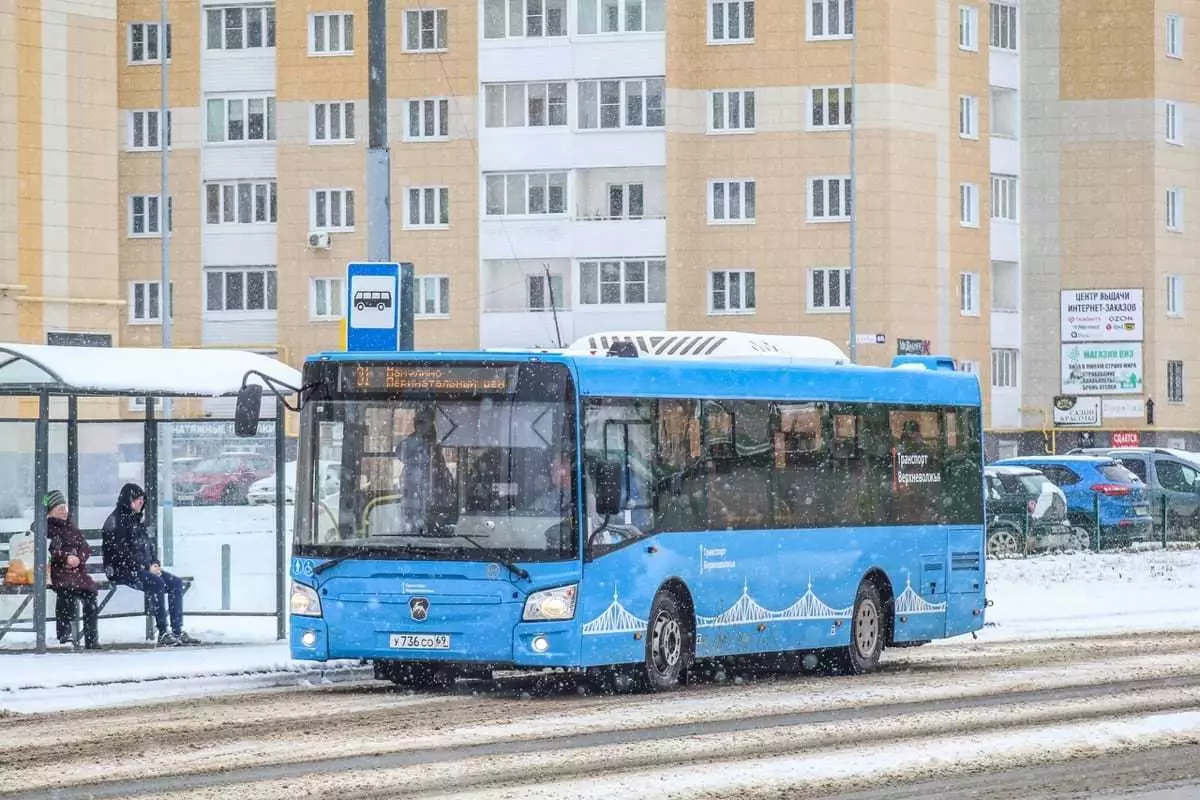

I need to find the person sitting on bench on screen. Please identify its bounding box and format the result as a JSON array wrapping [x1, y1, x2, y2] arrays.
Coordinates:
[[102, 483, 199, 647], [45, 490, 101, 650]]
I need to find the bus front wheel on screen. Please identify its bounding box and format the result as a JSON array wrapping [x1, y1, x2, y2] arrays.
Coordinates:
[[832, 580, 884, 675], [643, 590, 692, 692]]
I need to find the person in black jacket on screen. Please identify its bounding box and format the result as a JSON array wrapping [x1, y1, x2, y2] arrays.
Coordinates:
[[45, 490, 101, 649], [102, 483, 198, 647]]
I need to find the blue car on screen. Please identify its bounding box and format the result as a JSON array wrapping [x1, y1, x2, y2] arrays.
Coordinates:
[[991, 456, 1153, 547]]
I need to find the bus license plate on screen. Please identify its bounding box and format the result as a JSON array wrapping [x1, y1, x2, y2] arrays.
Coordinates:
[[390, 633, 450, 650]]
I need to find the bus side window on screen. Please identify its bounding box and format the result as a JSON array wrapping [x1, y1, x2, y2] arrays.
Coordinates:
[[654, 399, 705, 532], [704, 401, 773, 530], [773, 402, 830, 529]]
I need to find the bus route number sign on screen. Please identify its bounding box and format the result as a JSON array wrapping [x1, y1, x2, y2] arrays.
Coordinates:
[[340, 364, 515, 394]]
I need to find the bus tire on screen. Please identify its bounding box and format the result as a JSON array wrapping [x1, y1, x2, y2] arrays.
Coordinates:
[[834, 580, 884, 675], [643, 590, 691, 692]]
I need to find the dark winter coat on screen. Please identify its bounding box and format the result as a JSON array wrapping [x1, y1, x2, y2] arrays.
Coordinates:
[[102, 484, 157, 584], [48, 516, 99, 592]]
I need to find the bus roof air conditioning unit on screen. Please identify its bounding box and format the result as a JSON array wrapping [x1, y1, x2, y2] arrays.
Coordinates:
[[308, 231, 331, 249], [565, 331, 851, 366]]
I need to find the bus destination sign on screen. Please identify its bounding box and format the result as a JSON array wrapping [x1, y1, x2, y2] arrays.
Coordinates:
[[340, 364, 516, 394]]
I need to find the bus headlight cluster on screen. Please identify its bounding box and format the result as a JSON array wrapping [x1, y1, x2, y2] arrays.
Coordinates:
[[291, 582, 323, 617], [523, 585, 578, 621]]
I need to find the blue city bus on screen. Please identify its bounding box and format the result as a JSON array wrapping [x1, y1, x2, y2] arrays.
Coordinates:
[[238, 333, 985, 691]]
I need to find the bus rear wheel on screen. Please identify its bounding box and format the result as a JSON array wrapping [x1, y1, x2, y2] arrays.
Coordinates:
[[642, 590, 692, 692], [832, 580, 884, 675]]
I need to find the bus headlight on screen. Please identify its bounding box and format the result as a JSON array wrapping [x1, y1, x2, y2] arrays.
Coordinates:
[[523, 585, 578, 621], [291, 582, 322, 617]]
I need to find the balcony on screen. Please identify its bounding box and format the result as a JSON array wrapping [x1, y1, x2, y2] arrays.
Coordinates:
[[479, 33, 665, 84], [571, 215, 665, 257], [479, 126, 665, 172], [480, 215, 665, 261]]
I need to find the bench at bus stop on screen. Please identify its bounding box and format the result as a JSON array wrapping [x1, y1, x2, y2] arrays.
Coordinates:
[[0, 529, 193, 650]]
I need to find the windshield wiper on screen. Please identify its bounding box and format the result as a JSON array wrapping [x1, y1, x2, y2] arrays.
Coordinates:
[[452, 534, 530, 581], [311, 549, 373, 576]]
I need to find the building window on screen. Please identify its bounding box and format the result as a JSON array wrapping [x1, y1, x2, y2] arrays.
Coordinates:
[[206, 95, 277, 143], [709, 269, 756, 314], [205, 267, 278, 313], [959, 95, 979, 138], [990, 2, 1017, 50], [990, 86, 1018, 137], [404, 9, 448, 52], [808, 176, 853, 221], [311, 189, 356, 231], [1167, 188, 1183, 231], [960, 183, 980, 227], [710, 0, 754, 42], [206, 6, 276, 50], [810, 86, 852, 129], [808, 0, 853, 39], [484, 0, 567, 37], [606, 183, 645, 218], [578, 78, 665, 129], [406, 98, 450, 139], [406, 186, 450, 228], [486, 82, 569, 128], [958, 360, 980, 375], [960, 272, 980, 316], [312, 101, 356, 143], [528, 274, 565, 311], [415, 276, 451, 317], [959, 6, 978, 50], [129, 281, 174, 324], [311, 278, 344, 320], [708, 179, 756, 223], [205, 181, 277, 225], [1168, 275, 1184, 317], [1166, 100, 1182, 144], [128, 195, 172, 237], [991, 260, 1018, 311], [709, 89, 756, 132], [128, 110, 171, 151], [310, 13, 354, 54], [991, 348, 1018, 388], [577, 0, 666, 34], [580, 260, 666, 305], [485, 172, 567, 216], [1167, 14, 1183, 59], [991, 174, 1017, 221], [1168, 360, 1184, 402], [808, 267, 850, 312], [129, 22, 171, 64]]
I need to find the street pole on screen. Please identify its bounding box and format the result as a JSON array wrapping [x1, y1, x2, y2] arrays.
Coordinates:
[[367, 0, 391, 265], [159, 0, 174, 565], [847, 10, 859, 364]]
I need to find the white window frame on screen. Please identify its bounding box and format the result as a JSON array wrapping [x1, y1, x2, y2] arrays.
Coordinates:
[[205, 95, 277, 144], [958, 6, 978, 51], [1167, 14, 1183, 59], [708, 179, 756, 224], [204, 267, 279, 315], [991, 348, 1018, 389], [485, 82, 570, 129], [709, 0, 755, 43], [990, 174, 1018, 221], [808, 176, 853, 221], [404, 8, 448, 52], [206, 6, 276, 50], [405, 186, 451, 229], [128, 280, 174, 324], [989, 1, 1017, 51], [1167, 275, 1184, 317], [991, 260, 1019, 312], [205, 181, 278, 225], [960, 183, 980, 227], [310, 277, 345, 321], [577, 0, 666, 35], [807, 0, 853, 40], [708, 89, 756, 133], [960, 272, 980, 316], [127, 109, 171, 152], [1166, 100, 1182, 145], [1168, 360, 1184, 403], [310, 12, 354, 55], [959, 95, 979, 139], [1167, 188, 1183, 232], [128, 22, 171, 65], [405, 98, 450, 140], [415, 275, 451, 317], [311, 189, 357, 231], [484, 0, 567, 38], [990, 86, 1018, 138], [809, 86, 853, 130], [577, 78, 665, 130], [484, 172, 568, 216], [708, 269, 756, 314], [606, 182, 645, 218], [311, 101, 356, 144], [807, 267, 850, 313], [128, 194, 172, 238], [579, 260, 666, 305], [957, 360, 980, 375], [527, 273, 566, 311]]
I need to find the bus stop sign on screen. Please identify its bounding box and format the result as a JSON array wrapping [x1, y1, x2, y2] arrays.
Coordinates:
[[345, 261, 414, 352]]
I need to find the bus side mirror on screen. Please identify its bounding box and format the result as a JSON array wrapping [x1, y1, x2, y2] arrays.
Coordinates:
[[595, 461, 623, 517], [234, 384, 263, 437]]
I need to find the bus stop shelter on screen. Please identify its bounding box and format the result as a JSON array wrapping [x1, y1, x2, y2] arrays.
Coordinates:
[[0, 343, 301, 653]]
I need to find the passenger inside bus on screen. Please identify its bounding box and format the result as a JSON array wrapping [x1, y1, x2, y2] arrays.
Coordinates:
[[393, 406, 457, 533]]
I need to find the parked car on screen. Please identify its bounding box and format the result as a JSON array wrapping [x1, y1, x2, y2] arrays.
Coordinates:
[[991, 455, 1153, 548], [248, 461, 341, 506], [984, 465, 1080, 557], [174, 451, 275, 506], [1067, 447, 1200, 538]]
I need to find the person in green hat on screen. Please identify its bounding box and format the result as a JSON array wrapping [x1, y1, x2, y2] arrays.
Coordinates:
[[44, 490, 100, 649]]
